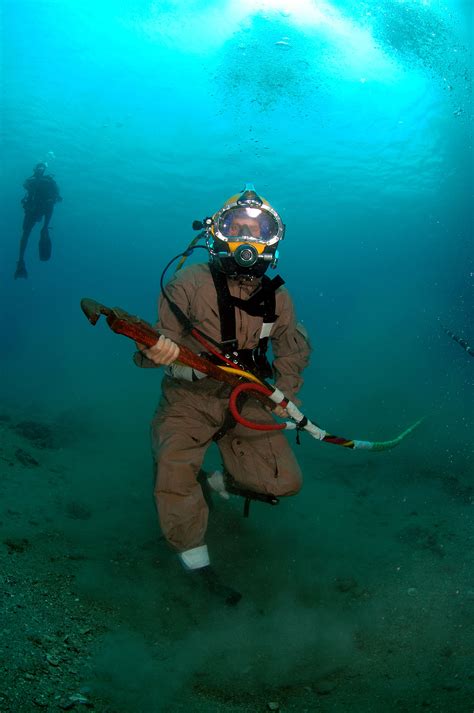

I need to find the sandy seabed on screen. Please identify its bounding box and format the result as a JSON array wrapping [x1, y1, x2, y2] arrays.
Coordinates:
[[1, 403, 473, 713]]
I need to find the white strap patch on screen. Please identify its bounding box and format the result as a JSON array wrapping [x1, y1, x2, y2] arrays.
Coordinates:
[[259, 321, 273, 339]]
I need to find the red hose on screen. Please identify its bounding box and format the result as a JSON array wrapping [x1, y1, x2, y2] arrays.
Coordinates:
[[229, 382, 287, 431]]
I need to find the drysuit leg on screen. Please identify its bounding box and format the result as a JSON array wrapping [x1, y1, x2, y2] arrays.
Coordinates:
[[151, 381, 224, 556], [18, 212, 37, 261], [14, 212, 38, 278], [217, 400, 302, 497], [39, 204, 53, 261]]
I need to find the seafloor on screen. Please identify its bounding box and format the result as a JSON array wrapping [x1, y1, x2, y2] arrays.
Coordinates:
[[0, 402, 472, 712]]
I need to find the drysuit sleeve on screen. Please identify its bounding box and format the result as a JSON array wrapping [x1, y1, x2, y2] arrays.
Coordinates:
[[133, 268, 195, 369], [270, 289, 311, 404]]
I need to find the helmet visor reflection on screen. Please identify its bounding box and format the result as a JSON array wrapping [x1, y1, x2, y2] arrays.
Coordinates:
[[217, 207, 279, 242]]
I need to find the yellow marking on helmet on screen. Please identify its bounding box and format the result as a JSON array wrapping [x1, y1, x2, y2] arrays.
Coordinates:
[[227, 241, 266, 254], [214, 193, 273, 219]]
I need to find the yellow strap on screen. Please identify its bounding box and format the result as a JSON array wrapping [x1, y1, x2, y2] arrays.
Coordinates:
[[217, 365, 265, 385]]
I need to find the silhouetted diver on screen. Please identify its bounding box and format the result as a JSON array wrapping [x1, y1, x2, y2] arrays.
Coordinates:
[[442, 325, 474, 357]]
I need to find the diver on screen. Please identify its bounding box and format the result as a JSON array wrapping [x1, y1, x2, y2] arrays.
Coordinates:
[[134, 185, 311, 605], [14, 162, 62, 279], [442, 324, 474, 357]]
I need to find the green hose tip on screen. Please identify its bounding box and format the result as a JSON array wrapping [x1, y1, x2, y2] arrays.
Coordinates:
[[369, 417, 425, 452]]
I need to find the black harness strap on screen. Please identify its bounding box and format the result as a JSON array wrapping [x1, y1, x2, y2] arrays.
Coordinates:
[[209, 262, 284, 355], [212, 391, 248, 442], [230, 274, 284, 320], [209, 264, 238, 351], [223, 470, 280, 518]]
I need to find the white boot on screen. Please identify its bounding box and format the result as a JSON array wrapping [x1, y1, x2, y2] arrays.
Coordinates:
[[207, 470, 230, 500], [178, 544, 210, 570]]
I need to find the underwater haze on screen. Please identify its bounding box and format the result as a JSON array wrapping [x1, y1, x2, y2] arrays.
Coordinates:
[[0, 0, 473, 711]]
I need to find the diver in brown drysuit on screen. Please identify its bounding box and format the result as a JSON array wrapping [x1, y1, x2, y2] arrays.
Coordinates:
[[135, 185, 311, 604]]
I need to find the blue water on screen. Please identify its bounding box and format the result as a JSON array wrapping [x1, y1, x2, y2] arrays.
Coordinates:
[[0, 1, 472, 711]]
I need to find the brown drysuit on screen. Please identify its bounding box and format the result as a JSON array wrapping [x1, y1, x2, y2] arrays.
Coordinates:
[[135, 262, 310, 554]]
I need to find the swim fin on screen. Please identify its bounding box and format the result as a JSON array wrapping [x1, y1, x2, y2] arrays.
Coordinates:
[[39, 227, 52, 261], [14, 259, 28, 280]]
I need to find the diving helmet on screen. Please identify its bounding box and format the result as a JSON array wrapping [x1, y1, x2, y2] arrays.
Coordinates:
[[206, 184, 285, 278], [33, 162, 47, 176]]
